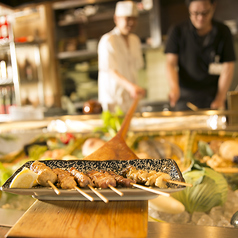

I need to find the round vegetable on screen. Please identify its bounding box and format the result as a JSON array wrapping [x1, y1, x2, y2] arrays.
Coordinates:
[[219, 140, 238, 161], [149, 195, 185, 214], [82, 138, 106, 156]]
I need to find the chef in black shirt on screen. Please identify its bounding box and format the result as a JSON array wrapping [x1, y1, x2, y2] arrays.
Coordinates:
[[165, 0, 236, 111]]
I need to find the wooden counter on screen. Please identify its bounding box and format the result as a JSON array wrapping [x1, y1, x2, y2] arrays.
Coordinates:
[[1, 219, 237, 238], [4, 200, 148, 238]]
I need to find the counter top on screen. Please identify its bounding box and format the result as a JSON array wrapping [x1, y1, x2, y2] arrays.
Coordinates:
[[1, 109, 238, 133], [1, 220, 237, 238], [1, 200, 237, 238]]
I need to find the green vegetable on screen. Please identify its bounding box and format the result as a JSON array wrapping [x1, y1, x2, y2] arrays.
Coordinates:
[[0, 162, 12, 186], [198, 140, 214, 157], [172, 166, 228, 213], [28, 145, 48, 160], [94, 107, 124, 137]]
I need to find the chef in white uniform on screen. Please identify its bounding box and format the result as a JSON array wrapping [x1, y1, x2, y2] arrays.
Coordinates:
[[98, 1, 145, 113]]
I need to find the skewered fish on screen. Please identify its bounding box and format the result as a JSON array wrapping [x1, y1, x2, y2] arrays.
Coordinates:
[[53, 168, 77, 189], [137, 139, 183, 161], [87, 170, 116, 188], [104, 170, 136, 188], [121, 165, 171, 189], [69, 167, 94, 188], [30, 161, 57, 187]]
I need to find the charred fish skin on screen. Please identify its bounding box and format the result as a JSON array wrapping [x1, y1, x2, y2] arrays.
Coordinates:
[[106, 170, 136, 187], [69, 167, 94, 188], [87, 170, 116, 188], [53, 168, 77, 189]]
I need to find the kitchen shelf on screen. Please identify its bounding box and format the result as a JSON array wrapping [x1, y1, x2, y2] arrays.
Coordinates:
[[57, 49, 97, 60], [0, 78, 13, 86], [58, 10, 114, 26], [14, 39, 46, 46], [0, 41, 10, 49], [52, 0, 114, 10]]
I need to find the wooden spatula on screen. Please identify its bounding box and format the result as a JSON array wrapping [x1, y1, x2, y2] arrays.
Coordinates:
[[84, 97, 140, 161]]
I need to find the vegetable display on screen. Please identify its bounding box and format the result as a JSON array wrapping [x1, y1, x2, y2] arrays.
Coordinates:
[[172, 162, 228, 213], [94, 108, 124, 137]]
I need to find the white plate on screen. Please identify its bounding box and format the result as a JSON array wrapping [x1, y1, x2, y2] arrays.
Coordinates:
[[1, 159, 186, 201]]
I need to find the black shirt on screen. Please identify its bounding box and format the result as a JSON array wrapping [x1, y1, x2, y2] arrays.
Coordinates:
[[165, 19, 236, 90]]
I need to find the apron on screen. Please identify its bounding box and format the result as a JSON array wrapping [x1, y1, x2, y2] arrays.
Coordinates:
[[174, 86, 218, 111]]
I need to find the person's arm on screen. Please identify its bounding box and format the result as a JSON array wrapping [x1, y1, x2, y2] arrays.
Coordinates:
[[210, 62, 235, 109], [166, 53, 180, 107], [110, 69, 145, 98]]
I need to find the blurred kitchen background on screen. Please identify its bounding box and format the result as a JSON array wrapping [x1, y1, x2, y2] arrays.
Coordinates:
[[0, 0, 237, 120]]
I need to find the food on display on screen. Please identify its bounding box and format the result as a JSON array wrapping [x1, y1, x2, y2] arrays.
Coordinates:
[[81, 138, 106, 156], [9, 167, 38, 189], [8, 161, 181, 191], [127, 131, 190, 172], [69, 167, 94, 188], [53, 168, 78, 189], [172, 166, 228, 213], [121, 165, 171, 189], [192, 136, 238, 176], [106, 170, 135, 188], [219, 140, 238, 162], [149, 195, 185, 214], [87, 170, 117, 189], [30, 161, 57, 187]]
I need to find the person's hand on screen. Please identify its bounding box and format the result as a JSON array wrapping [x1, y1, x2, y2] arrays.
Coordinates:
[[129, 84, 146, 99], [210, 98, 225, 110], [169, 86, 180, 107]]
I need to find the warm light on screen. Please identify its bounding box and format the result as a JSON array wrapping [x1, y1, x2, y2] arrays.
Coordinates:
[[84, 105, 90, 113], [207, 115, 226, 129], [207, 115, 218, 129], [47, 119, 68, 133]]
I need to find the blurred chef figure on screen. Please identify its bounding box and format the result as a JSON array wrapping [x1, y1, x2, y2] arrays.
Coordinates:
[[165, 0, 236, 111], [97, 1, 145, 113]]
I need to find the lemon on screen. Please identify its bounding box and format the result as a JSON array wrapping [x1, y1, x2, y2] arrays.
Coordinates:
[[9, 167, 38, 188]]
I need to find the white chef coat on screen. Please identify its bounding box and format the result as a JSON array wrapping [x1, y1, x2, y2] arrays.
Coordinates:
[[98, 27, 144, 113]]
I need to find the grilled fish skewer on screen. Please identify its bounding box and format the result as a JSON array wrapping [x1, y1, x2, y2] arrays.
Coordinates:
[[87, 170, 116, 189], [53, 168, 77, 189], [30, 161, 60, 194], [69, 167, 94, 188], [103, 170, 137, 196], [104, 171, 136, 188], [121, 165, 171, 189], [53, 168, 94, 201], [69, 167, 109, 203]]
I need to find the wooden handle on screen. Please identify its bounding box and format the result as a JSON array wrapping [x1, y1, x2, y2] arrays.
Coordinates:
[[118, 96, 140, 140]]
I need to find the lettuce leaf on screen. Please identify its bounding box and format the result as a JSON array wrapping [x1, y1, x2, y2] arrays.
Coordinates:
[[172, 167, 228, 213]]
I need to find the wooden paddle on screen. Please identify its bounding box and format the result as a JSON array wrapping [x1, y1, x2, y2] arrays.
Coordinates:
[[84, 97, 141, 161]]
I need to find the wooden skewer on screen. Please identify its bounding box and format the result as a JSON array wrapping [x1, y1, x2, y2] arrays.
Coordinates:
[[131, 183, 170, 197], [48, 181, 61, 195], [74, 186, 94, 202], [214, 167, 238, 173], [108, 185, 124, 196], [163, 179, 193, 187], [88, 185, 109, 203]]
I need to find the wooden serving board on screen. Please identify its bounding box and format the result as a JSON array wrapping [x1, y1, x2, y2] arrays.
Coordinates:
[[6, 200, 148, 238]]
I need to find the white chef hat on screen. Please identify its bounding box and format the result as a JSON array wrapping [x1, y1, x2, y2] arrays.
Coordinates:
[[115, 1, 138, 17]]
